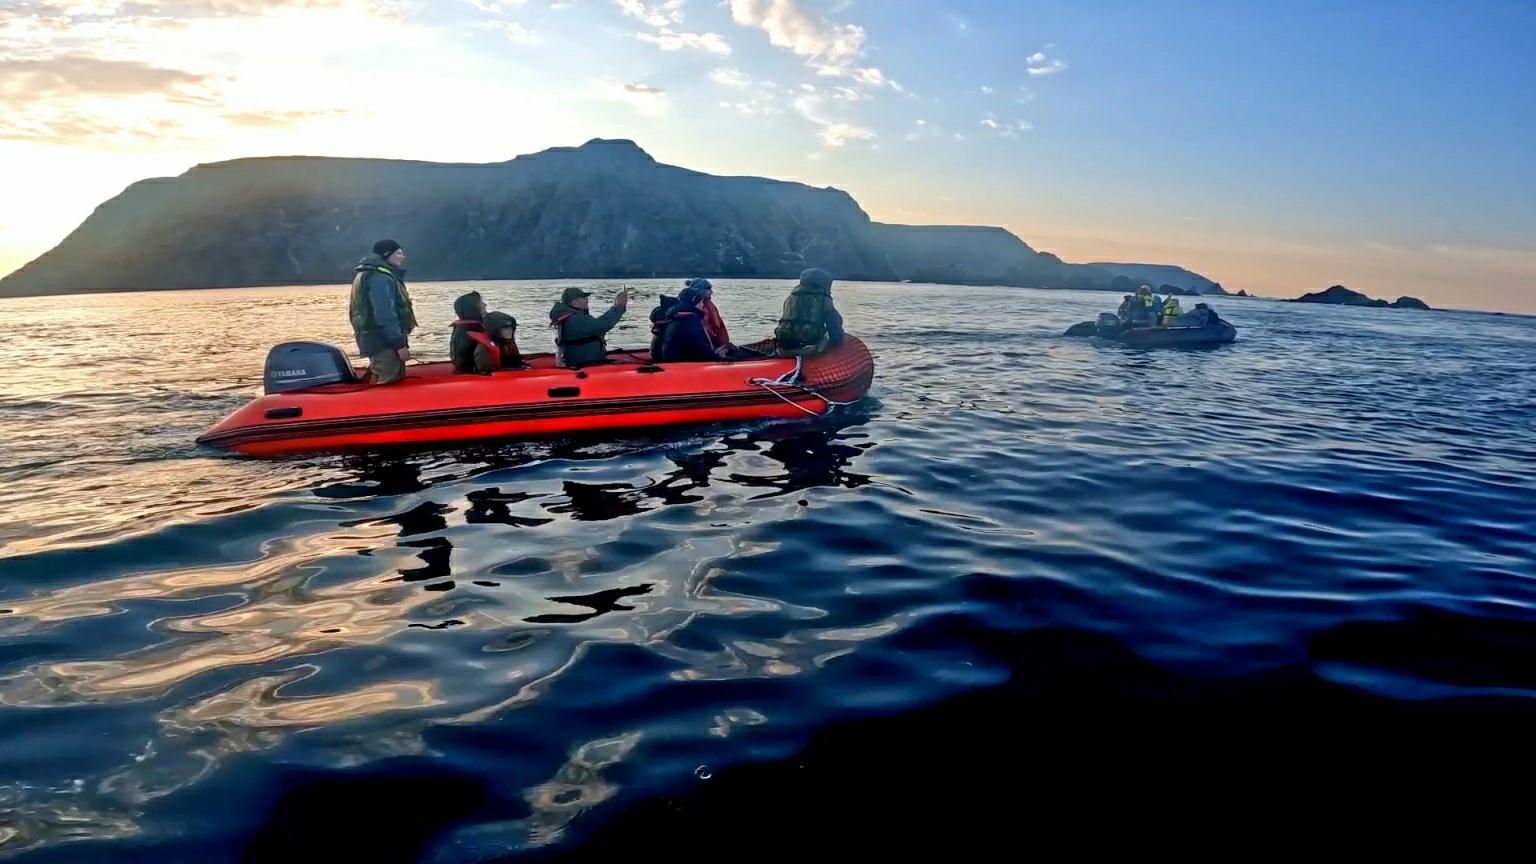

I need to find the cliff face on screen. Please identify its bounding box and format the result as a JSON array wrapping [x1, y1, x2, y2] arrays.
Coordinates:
[[1, 139, 1199, 296], [1086, 262, 1226, 294]]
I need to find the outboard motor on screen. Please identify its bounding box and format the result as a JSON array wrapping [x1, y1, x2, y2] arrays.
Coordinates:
[[1095, 312, 1124, 337], [263, 341, 358, 394]]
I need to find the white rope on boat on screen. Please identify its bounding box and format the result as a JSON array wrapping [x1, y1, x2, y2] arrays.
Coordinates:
[[748, 355, 860, 417]]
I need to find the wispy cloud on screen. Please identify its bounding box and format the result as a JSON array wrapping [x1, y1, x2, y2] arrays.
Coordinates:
[[0, 55, 213, 103], [709, 67, 750, 87], [615, 0, 684, 27], [726, 0, 898, 91], [1026, 48, 1067, 77], [980, 85, 994, 95], [793, 92, 874, 147], [474, 19, 537, 43], [466, 0, 529, 13], [619, 0, 731, 55], [637, 28, 730, 54], [224, 108, 352, 128], [592, 78, 671, 116]]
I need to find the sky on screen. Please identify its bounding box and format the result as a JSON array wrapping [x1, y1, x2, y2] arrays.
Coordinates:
[[1, 0, 1534, 312]]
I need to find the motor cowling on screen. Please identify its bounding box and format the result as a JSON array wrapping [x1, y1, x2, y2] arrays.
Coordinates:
[[263, 341, 358, 394]]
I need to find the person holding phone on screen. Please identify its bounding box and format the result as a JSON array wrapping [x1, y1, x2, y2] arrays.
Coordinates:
[[548, 285, 630, 368]]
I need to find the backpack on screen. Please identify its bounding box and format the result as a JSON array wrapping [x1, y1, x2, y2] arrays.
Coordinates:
[[775, 289, 827, 348], [649, 295, 680, 359]]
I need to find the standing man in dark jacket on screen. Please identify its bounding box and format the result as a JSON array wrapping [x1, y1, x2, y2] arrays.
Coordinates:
[[349, 239, 417, 383], [659, 286, 717, 362], [549, 286, 628, 368], [774, 268, 844, 356]]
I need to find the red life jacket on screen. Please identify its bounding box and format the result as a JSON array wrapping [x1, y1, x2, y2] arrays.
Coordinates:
[[701, 298, 730, 348], [465, 328, 501, 371]]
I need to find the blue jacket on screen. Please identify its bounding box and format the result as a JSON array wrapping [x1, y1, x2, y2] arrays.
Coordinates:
[[660, 307, 716, 362]]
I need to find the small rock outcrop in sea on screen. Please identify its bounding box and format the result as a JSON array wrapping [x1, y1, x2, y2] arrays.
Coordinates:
[[1291, 285, 1432, 310], [0, 138, 1216, 298], [1234, 289, 1251, 297]]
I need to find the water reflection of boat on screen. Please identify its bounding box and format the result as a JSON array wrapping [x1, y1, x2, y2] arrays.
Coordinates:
[[198, 338, 875, 456], [0, 418, 883, 854]]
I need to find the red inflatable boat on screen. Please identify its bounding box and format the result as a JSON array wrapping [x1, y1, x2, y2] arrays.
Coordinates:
[[198, 338, 874, 456]]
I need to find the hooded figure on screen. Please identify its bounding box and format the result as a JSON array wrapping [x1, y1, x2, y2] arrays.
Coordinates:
[[474, 311, 527, 373], [649, 294, 681, 360], [658, 286, 717, 363], [686, 278, 731, 352], [549, 285, 628, 368], [348, 240, 417, 382], [774, 268, 844, 355], [449, 291, 488, 374]]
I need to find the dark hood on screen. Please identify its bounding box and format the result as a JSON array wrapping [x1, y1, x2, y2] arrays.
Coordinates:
[[484, 311, 516, 333], [794, 268, 833, 295], [650, 295, 679, 324], [453, 292, 484, 321], [549, 301, 581, 323]]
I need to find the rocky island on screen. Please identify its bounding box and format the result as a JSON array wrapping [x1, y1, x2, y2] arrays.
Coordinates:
[[1, 139, 1216, 298], [1292, 285, 1431, 310]]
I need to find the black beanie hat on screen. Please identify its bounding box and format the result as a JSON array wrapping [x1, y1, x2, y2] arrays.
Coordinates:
[[373, 239, 401, 259]]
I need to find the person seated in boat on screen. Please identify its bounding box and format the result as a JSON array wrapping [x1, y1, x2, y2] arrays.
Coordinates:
[[549, 286, 628, 368], [476, 312, 529, 372], [1184, 302, 1219, 327], [1118, 284, 1162, 327], [774, 268, 844, 357], [449, 291, 488, 373], [1160, 296, 1183, 326], [350, 239, 417, 384], [658, 285, 718, 363], [649, 293, 680, 361], [685, 278, 733, 358]]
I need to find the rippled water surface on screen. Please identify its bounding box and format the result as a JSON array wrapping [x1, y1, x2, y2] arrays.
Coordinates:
[[1, 280, 1534, 859]]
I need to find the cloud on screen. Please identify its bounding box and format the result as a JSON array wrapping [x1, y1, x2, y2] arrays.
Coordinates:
[[0, 111, 187, 145], [1001, 120, 1033, 138], [947, 13, 969, 36], [592, 78, 671, 116], [466, 0, 527, 12], [224, 109, 351, 128], [620, 0, 730, 56], [727, 0, 862, 62], [818, 122, 874, 147], [473, 19, 537, 42], [709, 67, 750, 87], [0, 55, 214, 104], [636, 28, 730, 54], [980, 116, 999, 129], [615, 0, 684, 28], [792, 92, 873, 148], [981, 85, 994, 95], [1026, 49, 1067, 77], [718, 97, 781, 116], [726, 0, 898, 90]]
